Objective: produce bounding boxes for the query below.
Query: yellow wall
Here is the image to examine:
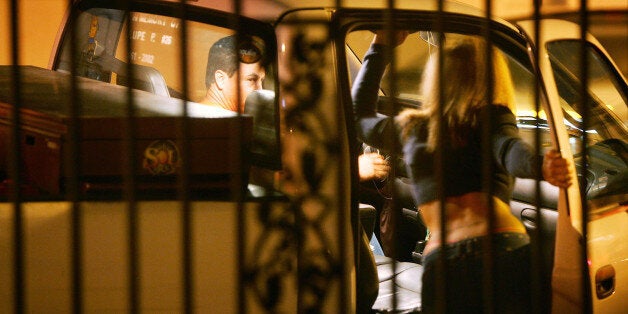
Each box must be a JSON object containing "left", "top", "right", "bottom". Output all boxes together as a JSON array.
[
  {"left": 1, "top": 0, "right": 624, "bottom": 68},
  {"left": 0, "top": 0, "right": 67, "bottom": 67}
]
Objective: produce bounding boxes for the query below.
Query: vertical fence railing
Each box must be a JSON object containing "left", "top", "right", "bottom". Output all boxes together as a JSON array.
[
  {"left": 174, "top": 1, "right": 193, "bottom": 313},
  {"left": 480, "top": 0, "right": 497, "bottom": 312},
  {"left": 8, "top": 0, "right": 24, "bottom": 313},
  {"left": 434, "top": 1, "right": 447, "bottom": 313},
  {"left": 121, "top": 2, "right": 141, "bottom": 313},
  {"left": 578, "top": 0, "right": 592, "bottom": 312},
  {"left": 382, "top": 1, "right": 399, "bottom": 312},
  {"left": 532, "top": 0, "right": 548, "bottom": 312},
  {"left": 337, "top": 1, "right": 352, "bottom": 312},
  {"left": 231, "top": 0, "right": 248, "bottom": 312},
  {"left": 66, "top": 1, "right": 83, "bottom": 313},
  {"left": 4, "top": 0, "right": 603, "bottom": 313}
]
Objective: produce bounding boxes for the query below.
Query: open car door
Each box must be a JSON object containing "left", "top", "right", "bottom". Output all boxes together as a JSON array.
[{"left": 518, "top": 19, "right": 628, "bottom": 314}]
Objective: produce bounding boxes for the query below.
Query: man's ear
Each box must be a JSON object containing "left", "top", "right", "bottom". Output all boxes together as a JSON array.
[{"left": 214, "top": 70, "right": 228, "bottom": 89}]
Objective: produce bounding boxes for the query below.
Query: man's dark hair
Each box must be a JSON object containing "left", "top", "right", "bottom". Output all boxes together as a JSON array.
[{"left": 205, "top": 35, "right": 265, "bottom": 88}]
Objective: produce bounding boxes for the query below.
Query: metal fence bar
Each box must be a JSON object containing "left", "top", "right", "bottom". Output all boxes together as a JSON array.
[
  {"left": 578, "top": 1, "right": 592, "bottom": 312},
  {"left": 480, "top": 0, "right": 497, "bottom": 312},
  {"left": 336, "top": 1, "right": 352, "bottom": 312},
  {"left": 382, "top": 0, "right": 400, "bottom": 312},
  {"left": 120, "top": 2, "right": 141, "bottom": 312},
  {"left": 230, "top": 1, "right": 249, "bottom": 314},
  {"left": 174, "top": 0, "right": 193, "bottom": 312},
  {"left": 8, "top": 0, "right": 24, "bottom": 313},
  {"left": 66, "top": 1, "right": 83, "bottom": 313},
  {"left": 434, "top": 1, "right": 448, "bottom": 313},
  {"left": 531, "top": 1, "right": 547, "bottom": 312}
]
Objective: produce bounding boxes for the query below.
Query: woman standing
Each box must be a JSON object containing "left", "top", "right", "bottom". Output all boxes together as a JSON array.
[{"left": 352, "top": 31, "right": 572, "bottom": 313}]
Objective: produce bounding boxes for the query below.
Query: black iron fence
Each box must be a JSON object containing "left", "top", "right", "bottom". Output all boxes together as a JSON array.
[{"left": 2, "top": 0, "right": 626, "bottom": 313}]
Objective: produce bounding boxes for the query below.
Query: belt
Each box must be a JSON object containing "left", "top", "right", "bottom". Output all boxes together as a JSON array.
[{"left": 422, "top": 232, "right": 530, "bottom": 264}]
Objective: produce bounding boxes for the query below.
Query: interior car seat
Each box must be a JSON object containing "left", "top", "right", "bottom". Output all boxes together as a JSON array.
[{"left": 115, "top": 64, "right": 170, "bottom": 97}]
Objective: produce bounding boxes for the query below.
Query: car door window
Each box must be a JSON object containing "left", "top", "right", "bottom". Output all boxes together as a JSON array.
[
  {"left": 346, "top": 30, "right": 548, "bottom": 145},
  {"left": 346, "top": 30, "right": 555, "bottom": 204},
  {"left": 545, "top": 40, "right": 628, "bottom": 210},
  {"left": 56, "top": 10, "right": 276, "bottom": 102}
]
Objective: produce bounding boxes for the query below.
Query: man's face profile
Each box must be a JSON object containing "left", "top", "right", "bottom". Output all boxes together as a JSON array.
[
  {"left": 223, "top": 62, "right": 266, "bottom": 112},
  {"left": 203, "top": 35, "right": 267, "bottom": 113},
  {"left": 212, "top": 61, "right": 265, "bottom": 113}
]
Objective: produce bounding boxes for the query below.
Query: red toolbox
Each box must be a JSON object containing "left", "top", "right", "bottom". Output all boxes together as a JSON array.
[{"left": 0, "top": 66, "right": 252, "bottom": 199}]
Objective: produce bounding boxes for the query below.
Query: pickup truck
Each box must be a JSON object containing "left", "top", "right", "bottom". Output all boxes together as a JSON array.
[{"left": 1, "top": 0, "right": 626, "bottom": 313}]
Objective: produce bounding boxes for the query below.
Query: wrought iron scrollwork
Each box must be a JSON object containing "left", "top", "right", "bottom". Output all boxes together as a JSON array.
[{"left": 245, "top": 28, "right": 342, "bottom": 313}]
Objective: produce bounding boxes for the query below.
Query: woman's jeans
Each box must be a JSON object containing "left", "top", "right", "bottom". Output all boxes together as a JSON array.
[{"left": 421, "top": 233, "right": 532, "bottom": 314}]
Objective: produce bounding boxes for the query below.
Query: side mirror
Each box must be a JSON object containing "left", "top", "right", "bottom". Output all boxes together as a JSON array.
[{"left": 244, "top": 89, "right": 281, "bottom": 169}]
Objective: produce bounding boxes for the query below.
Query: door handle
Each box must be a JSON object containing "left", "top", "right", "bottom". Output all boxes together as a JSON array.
[
  {"left": 595, "top": 264, "right": 615, "bottom": 299},
  {"left": 520, "top": 208, "right": 537, "bottom": 229}
]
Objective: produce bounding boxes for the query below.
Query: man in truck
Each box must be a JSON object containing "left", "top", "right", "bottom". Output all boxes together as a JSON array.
[{"left": 199, "top": 34, "right": 267, "bottom": 113}]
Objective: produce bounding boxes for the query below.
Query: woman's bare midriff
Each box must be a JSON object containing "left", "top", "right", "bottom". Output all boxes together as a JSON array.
[{"left": 420, "top": 192, "right": 526, "bottom": 256}]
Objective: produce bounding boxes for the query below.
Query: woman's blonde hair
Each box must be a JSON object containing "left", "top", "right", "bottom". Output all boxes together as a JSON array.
[{"left": 396, "top": 35, "right": 515, "bottom": 151}]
